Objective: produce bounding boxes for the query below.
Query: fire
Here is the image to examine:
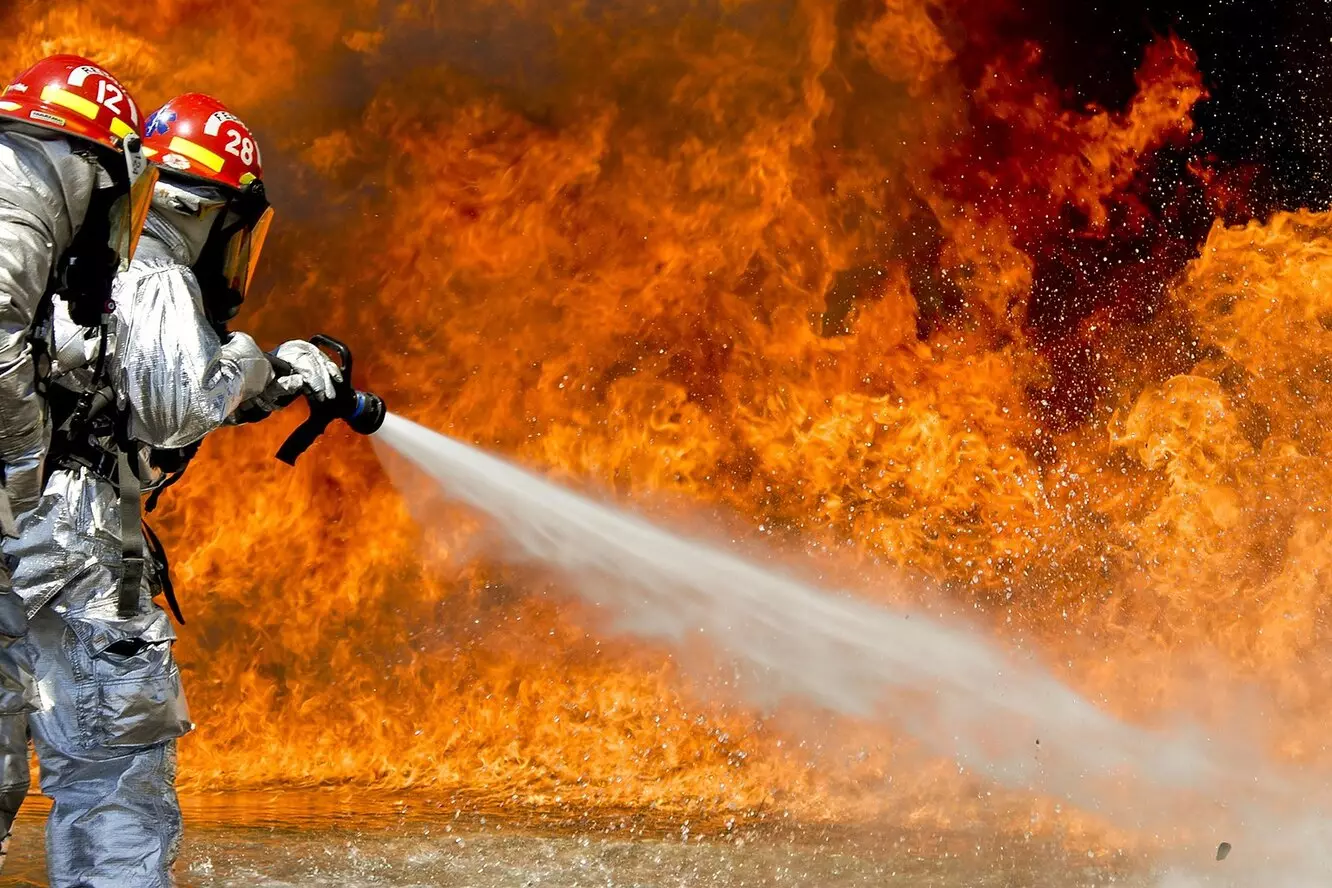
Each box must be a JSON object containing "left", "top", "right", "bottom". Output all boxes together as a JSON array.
[{"left": 0, "top": 0, "right": 1326, "bottom": 838}]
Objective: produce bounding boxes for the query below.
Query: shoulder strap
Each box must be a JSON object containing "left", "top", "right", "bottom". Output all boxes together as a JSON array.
[{"left": 28, "top": 286, "right": 55, "bottom": 402}]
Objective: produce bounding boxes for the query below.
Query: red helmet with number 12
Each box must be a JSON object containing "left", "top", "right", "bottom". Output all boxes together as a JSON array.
[
  {"left": 0, "top": 55, "right": 157, "bottom": 265},
  {"left": 0, "top": 54, "right": 143, "bottom": 153},
  {"left": 142, "top": 93, "right": 272, "bottom": 303}
]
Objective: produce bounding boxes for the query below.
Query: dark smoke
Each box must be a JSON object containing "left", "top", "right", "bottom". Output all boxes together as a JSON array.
[{"left": 997, "top": 0, "right": 1332, "bottom": 214}]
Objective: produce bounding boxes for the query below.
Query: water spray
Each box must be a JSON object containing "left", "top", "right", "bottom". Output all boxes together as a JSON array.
[
  {"left": 372, "top": 413, "right": 1332, "bottom": 885},
  {"left": 271, "top": 334, "right": 386, "bottom": 465}
]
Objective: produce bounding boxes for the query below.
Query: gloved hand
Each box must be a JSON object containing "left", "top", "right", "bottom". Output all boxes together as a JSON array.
[
  {"left": 255, "top": 340, "right": 343, "bottom": 411},
  {"left": 222, "top": 331, "right": 275, "bottom": 402}
]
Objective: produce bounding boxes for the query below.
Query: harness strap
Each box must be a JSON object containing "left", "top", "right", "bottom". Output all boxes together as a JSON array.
[
  {"left": 115, "top": 435, "right": 144, "bottom": 620},
  {"left": 29, "top": 287, "right": 55, "bottom": 401}
]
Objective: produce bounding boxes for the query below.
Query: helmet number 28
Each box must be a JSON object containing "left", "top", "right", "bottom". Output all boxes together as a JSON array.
[{"left": 224, "top": 129, "right": 256, "bottom": 166}]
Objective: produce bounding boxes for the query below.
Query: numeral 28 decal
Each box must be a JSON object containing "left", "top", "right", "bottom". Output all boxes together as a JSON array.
[{"left": 225, "top": 128, "right": 256, "bottom": 165}]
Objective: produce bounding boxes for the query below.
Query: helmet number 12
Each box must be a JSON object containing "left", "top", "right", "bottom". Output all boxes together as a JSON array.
[
  {"left": 225, "top": 129, "right": 256, "bottom": 166},
  {"left": 95, "top": 79, "right": 124, "bottom": 115}
]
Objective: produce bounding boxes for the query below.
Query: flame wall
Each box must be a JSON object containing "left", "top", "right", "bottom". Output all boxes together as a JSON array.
[{"left": 2, "top": 0, "right": 1330, "bottom": 829}]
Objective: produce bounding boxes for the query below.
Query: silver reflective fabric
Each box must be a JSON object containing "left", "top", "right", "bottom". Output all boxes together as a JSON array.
[
  {"left": 0, "top": 583, "right": 32, "bottom": 868},
  {"left": 112, "top": 226, "right": 272, "bottom": 449},
  {"left": 0, "top": 702, "right": 24, "bottom": 871},
  {"left": 147, "top": 180, "right": 225, "bottom": 265},
  {"left": 19, "top": 607, "right": 186, "bottom": 888},
  {"left": 0, "top": 132, "right": 96, "bottom": 522},
  {"left": 0, "top": 217, "right": 273, "bottom": 886},
  {"left": 0, "top": 133, "right": 97, "bottom": 857}
]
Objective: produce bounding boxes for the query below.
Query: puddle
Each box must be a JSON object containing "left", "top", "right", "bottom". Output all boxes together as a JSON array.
[{"left": 2, "top": 791, "right": 1147, "bottom": 887}]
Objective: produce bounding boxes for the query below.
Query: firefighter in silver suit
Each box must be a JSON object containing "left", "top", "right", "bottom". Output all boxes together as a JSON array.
[
  {"left": 0, "top": 54, "right": 158, "bottom": 869},
  {"left": 1, "top": 92, "right": 336, "bottom": 887}
]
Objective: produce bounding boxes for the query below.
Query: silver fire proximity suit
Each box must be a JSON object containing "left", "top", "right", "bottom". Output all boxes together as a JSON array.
[
  {"left": 0, "top": 131, "right": 103, "bottom": 860},
  {"left": 0, "top": 190, "right": 289, "bottom": 886}
]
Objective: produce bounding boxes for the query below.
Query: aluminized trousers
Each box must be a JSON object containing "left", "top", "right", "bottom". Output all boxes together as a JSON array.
[
  {"left": 0, "top": 600, "right": 189, "bottom": 887},
  {"left": 0, "top": 581, "right": 34, "bottom": 871}
]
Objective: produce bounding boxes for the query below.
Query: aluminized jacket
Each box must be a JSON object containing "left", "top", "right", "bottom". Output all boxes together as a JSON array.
[
  {"left": 0, "top": 131, "right": 99, "bottom": 865},
  {"left": 11, "top": 222, "right": 273, "bottom": 615},
  {"left": 0, "top": 131, "right": 99, "bottom": 524},
  {"left": 0, "top": 213, "right": 272, "bottom": 887}
]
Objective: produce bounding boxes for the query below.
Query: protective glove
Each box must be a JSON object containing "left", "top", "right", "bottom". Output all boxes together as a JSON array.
[
  {"left": 255, "top": 340, "right": 343, "bottom": 411},
  {"left": 222, "top": 331, "right": 275, "bottom": 403}
]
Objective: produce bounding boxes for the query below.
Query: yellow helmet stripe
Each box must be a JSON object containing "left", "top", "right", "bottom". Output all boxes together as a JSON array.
[
  {"left": 110, "top": 118, "right": 134, "bottom": 140},
  {"left": 41, "top": 86, "right": 99, "bottom": 121},
  {"left": 168, "top": 136, "right": 225, "bottom": 173}
]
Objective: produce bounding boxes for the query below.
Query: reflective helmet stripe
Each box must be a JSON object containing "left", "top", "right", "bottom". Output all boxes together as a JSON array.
[
  {"left": 168, "top": 136, "right": 225, "bottom": 173},
  {"left": 41, "top": 86, "right": 99, "bottom": 120}
]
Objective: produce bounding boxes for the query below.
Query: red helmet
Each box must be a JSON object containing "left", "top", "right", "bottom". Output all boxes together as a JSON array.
[
  {"left": 0, "top": 55, "right": 156, "bottom": 273},
  {"left": 0, "top": 55, "right": 143, "bottom": 154},
  {"left": 141, "top": 93, "right": 263, "bottom": 192},
  {"left": 143, "top": 94, "right": 272, "bottom": 306}
]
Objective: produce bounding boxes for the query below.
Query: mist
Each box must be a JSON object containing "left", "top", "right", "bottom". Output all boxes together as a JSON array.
[{"left": 373, "top": 412, "right": 1332, "bottom": 886}]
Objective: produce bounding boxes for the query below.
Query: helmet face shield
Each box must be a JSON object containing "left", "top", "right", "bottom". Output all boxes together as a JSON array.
[
  {"left": 111, "top": 135, "right": 157, "bottom": 267},
  {"left": 221, "top": 204, "right": 273, "bottom": 299},
  {"left": 114, "top": 164, "right": 157, "bottom": 266},
  {"left": 186, "top": 179, "right": 272, "bottom": 327}
]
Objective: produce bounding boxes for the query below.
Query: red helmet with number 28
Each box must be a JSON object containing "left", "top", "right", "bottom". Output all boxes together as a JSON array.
[
  {"left": 142, "top": 94, "right": 273, "bottom": 302},
  {"left": 141, "top": 93, "right": 263, "bottom": 192}
]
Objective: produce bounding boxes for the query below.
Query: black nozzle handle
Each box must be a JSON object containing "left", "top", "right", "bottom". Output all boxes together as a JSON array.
[
  {"left": 310, "top": 334, "right": 352, "bottom": 378},
  {"left": 273, "top": 333, "right": 384, "bottom": 464},
  {"left": 267, "top": 353, "right": 294, "bottom": 377},
  {"left": 276, "top": 413, "right": 334, "bottom": 465},
  {"left": 272, "top": 334, "right": 351, "bottom": 465}
]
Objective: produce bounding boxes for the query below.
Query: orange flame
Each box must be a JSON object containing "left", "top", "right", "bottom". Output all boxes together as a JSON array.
[{"left": 0, "top": 0, "right": 1321, "bottom": 843}]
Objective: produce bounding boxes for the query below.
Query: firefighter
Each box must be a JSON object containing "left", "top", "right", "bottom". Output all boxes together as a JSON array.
[
  {"left": 0, "top": 54, "right": 155, "bottom": 869},
  {"left": 3, "top": 93, "right": 336, "bottom": 886}
]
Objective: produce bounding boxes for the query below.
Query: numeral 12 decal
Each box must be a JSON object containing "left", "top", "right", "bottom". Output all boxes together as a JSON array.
[{"left": 95, "top": 79, "right": 124, "bottom": 114}]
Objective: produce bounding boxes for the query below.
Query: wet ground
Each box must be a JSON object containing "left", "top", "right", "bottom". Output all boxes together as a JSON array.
[{"left": 3, "top": 792, "right": 1149, "bottom": 887}]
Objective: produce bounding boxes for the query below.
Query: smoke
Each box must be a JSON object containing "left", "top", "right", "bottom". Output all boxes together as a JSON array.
[{"left": 375, "top": 412, "right": 1332, "bottom": 884}]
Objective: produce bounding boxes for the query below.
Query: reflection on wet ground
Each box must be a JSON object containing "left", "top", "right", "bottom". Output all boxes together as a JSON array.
[{"left": 4, "top": 791, "right": 1149, "bottom": 887}]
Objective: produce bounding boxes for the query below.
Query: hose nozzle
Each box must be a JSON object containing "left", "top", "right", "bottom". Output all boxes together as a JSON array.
[
  {"left": 275, "top": 333, "right": 386, "bottom": 465},
  {"left": 347, "top": 390, "right": 386, "bottom": 436}
]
